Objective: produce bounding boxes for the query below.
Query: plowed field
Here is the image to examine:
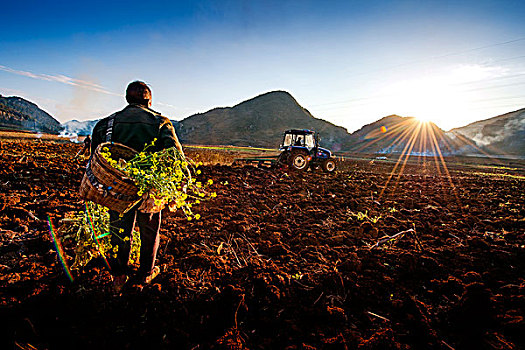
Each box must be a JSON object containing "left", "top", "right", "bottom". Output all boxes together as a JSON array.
[{"left": 1, "top": 138, "right": 524, "bottom": 349}]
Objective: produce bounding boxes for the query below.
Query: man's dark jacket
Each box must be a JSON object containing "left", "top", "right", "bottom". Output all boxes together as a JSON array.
[{"left": 91, "top": 104, "right": 181, "bottom": 154}]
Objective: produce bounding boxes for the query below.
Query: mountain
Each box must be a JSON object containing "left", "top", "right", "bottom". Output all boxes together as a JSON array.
[
  {"left": 176, "top": 91, "right": 354, "bottom": 151},
  {"left": 0, "top": 95, "right": 62, "bottom": 133},
  {"left": 448, "top": 108, "right": 525, "bottom": 157},
  {"left": 343, "top": 115, "right": 477, "bottom": 156}
]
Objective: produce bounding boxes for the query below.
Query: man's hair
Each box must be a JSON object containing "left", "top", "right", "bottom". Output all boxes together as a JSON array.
[{"left": 126, "top": 81, "right": 152, "bottom": 106}]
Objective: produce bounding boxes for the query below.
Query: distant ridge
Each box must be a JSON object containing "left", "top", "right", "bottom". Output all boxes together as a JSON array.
[
  {"left": 0, "top": 95, "right": 62, "bottom": 133},
  {"left": 448, "top": 108, "right": 525, "bottom": 156},
  {"left": 175, "top": 91, "right": 354, "bottom": 151}
]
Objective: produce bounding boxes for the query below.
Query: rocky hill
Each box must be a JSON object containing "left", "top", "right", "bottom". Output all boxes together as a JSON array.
[
  {"left": 345, "top": 115, "right": 478, "bottom": 156},
  {"left": 176, "top": 91, "right": 354, "bottom": 151},
  {"left": 0, "top": 95, "right": 62, "bottom": 134},
  {"left": 448, "top": 108, "right": 525, "bottom": 157}
]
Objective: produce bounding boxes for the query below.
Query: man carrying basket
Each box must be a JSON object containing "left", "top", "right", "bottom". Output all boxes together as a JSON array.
[{"left": 89, "top": 81, "right": 183, "bottom": 291}]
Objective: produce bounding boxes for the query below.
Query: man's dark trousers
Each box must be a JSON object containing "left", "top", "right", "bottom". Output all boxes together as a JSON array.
[{"left": 109, "top": 208, "right": 161, "bottom": 278}]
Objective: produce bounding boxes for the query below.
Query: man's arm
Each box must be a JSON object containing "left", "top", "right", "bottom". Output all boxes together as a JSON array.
[{"left": 159, "top": 117, "right": 183, "bottom": 154}]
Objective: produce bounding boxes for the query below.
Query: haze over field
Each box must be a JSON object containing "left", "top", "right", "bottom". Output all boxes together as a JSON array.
[{"left": 1, "top": 0, "right": 524, "bottom": 132}]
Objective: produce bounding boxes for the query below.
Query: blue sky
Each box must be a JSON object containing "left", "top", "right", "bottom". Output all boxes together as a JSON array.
[{"left": 1, "top": 0, "right": 524, "bottom": 131}]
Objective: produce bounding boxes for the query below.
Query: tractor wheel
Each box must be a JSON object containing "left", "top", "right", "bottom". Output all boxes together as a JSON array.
[
  {"left": 290, "top": 152, "right": 309, "bottom": 171},
  {"left": 322, "top": 158, "right": 337, "bottom": 173}
]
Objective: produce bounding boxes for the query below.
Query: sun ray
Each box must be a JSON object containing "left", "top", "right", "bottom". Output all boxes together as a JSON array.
[
  {"left": 417, "top": 120, "right": 426, "bottom": 165},
  {"left": 391, "top": 122, "right": 423, "bottom": 195},
  {"left": 377, "top": 122, "right": 420, "bottom": 198},
  {"left": 379, "top": 121, "right": 421, "bottom": 199},
  {"left": 427, "top": 124, "right": 462, "bottom": 209},
  {"left": 426, "top": 123, "right": 447, "bottom": 199},
  {"left": 355, "top": 118, "right": 415, "bottom": 153}
]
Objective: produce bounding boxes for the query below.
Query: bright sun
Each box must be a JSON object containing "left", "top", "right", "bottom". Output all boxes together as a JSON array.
[
  {"left": 382, "top": 75, "right": 474, "bottom": 130},
  {"left": 415, "top": 115, "right": 432, "bottom": 123}
]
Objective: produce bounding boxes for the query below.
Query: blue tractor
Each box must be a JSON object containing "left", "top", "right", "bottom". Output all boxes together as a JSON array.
[{"left": 277, "top": 129, "right": 337, "bottom": 172}]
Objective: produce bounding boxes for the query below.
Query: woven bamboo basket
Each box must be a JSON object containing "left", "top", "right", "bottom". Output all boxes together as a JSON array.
[{"left": 80, "top": 142, "right": 139, "bottom": 213}]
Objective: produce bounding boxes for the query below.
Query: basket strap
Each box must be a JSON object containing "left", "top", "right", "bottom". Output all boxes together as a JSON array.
[
  {"left": 105, "top": 113, "right": 117, "bottom": 143},
  {"left": 85, "top": 159, "right": 137, "bottom": 201}
]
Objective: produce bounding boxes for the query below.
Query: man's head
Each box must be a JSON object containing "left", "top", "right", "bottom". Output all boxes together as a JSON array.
[{"left": 126, "top": 81, "right": 152, "bottom": 107}]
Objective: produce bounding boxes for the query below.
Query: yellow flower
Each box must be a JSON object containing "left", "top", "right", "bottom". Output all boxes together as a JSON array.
[
  {"left": 194, "top": 214, "right": 201, "bottom": 220},
  {"left": 207, "top": 179, "right": 213, "bottom": 185}
]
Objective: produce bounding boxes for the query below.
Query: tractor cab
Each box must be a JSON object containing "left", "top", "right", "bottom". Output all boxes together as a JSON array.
[{"left": 280, "top": 129, "right": 316, "bottom": 151}]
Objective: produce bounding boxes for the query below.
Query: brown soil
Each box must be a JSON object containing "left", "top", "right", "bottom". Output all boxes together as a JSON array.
[{"left": 1, "top": 139, "right": 524, "bottom": 349}]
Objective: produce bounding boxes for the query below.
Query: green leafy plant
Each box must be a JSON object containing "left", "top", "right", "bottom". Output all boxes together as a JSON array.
[
  {"left": 100, "top": 140, "right": 215, "bottom": 220},
  {"left": 348, "top": 210, "right": 381, "bottom": 223},
  {"left": 59, "top": 202, "right": 140, "bottom": 270}
]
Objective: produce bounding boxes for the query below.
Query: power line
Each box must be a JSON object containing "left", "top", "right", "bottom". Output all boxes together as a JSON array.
[
  {"left": 315, "top": 90, "right": 525, "bottom": 113},
  {"left": 334, "top": 36, "right": 525, "bottom": 79},
  {"left": 431, "top": 37, "right": 525, "bottom": 60},
  {"left": 310, "top": 65, "right": 525, "bottom": 109},
  {"left": 311, "top": 80, "right": 525, "bottom": 111},
  {"left": 470, "top": 95, "right": 525, "bottom": 103},
  {"left": 306, "top": 36, "right": 525, "bottom": 107},
  {"left": 461, "top": 80, "right": 525, "bottom": 93}
]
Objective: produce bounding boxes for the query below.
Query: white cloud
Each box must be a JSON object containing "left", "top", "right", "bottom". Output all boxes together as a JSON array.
[{"left": 0, "top": 64, "right": 122, "bottom": 97}]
